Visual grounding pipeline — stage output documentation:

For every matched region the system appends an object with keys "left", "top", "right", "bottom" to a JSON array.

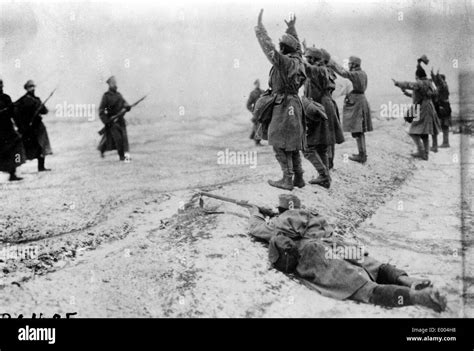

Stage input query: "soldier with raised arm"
[
  {"left": 254, "top": 9, "right": 307, "bottom": 191},
  {"left": 329, "top": 56, "right": 372, "bottom": 163}
]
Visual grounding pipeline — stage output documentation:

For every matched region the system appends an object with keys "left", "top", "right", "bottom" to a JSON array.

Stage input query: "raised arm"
[
  {"left": 284, "top": 14, "right": 302, "bottom": 55},
  {"left": 254, "top": 9, "right": 288, "bottom": 67},
  {"left": 328, "top": 59, "right": 357, "bottom": 81}
]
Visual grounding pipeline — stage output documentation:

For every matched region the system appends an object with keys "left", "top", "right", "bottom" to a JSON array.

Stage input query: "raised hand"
[
  {"left": 257, "top": 9, "right": 264, "bottom": 27},
  {"left": 284, "top": 13, "right": 296, "bottom": 27}
]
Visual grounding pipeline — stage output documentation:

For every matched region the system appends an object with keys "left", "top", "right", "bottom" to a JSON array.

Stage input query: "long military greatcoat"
[
  {"left": 97, "top": 89, "right": 130, "bottom": 153},
  {"left": 255, "top": 23, "right": 306, "bottom": 151},
  {"left": 303, "top": 63, "right": 344, "bottom": 146},
  {"left": 248, "top": 208, "right": 382, "bottom": 300},
  {"left": 0, "top": 93, "right": 25, "bottom": 172},
  {"left": 14, "top": 93, "right": 52, "bottom": 160},
  {"left": 330, "top": 63, "right": 373, "bottom": 134},
  {"left": 397, "top": 79, "right": 441, "bottom": 135}
]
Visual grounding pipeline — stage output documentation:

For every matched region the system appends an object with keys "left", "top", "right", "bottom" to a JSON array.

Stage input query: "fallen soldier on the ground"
[{"left": 247, "top": 194, "right": 447, "bottom": 312}]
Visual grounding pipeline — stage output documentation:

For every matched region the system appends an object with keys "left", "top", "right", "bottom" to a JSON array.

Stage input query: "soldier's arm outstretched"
[
  {"left": 328, "top": 59, "right": 357, "bottom": 81},
  {"left": 254, "top": 9, "right": 289, "bottom": 68}
]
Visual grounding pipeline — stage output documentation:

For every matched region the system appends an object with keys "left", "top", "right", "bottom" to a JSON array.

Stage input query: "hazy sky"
[{"left": 0, "top": 0, "right": 470, "bottom": 118}]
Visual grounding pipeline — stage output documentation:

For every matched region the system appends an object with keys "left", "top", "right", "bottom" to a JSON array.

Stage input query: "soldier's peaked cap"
[
  {"left": 278, "top": 194, "right": 301, "bottom": 210},
  {"left": 279, "top": 34, "right": 299, "bottom": 51},
  {"left": 24, "top": 80, "right": 35, "bottom": 89},
  {"left": 106, "top": 76, "right": 116, "bottom": 84},
  {"left": 305, "top": 47, "right": 323, "bottom": 59},
  {"left": 349, "top": 56, "right": 361, "bottom": 65}
]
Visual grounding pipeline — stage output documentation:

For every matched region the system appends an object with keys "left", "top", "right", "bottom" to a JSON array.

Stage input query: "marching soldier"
[
  {"left": 254, "top": 9, "right": 306, "bottom": 191},
  {"left": 0, "top": 79, "right": 25, "bottom": 181},
  {"left": 247, "top": 79, "right": 264, "bottom": 146},
  {"left": 14, "top": 80, "right": 53, "bottom": 172},
  {"left": 97, "top": 76, "right": 131, "bottom": 162},
  {"left": 329, "top": 56, "right": 373, "bottom": 163}
]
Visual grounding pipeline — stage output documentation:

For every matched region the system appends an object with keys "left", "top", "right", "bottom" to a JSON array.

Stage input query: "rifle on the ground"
[
  {"left": 198, "top": 191, "right": 277, "bottom": 217},
  {"left": 98, "top": 95, "right": 147, "bottom": 135},
  {"left": 28, "top": 88, "right": 57, "bottom": 128}
]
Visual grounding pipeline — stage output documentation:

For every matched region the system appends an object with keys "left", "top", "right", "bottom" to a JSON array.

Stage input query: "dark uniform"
[
  {"left": 321, "top": 49, "right": 345, "bottom": 168},
  {"left": 246, "top": 85, "right": 264, "bottom": 144},
  {"left": 395, "top": 77, "right": 440, "bottom": 160},
  {"left": 255, "top": 16, "right": 306, "bottom": 190},
  {"left": 431, "top": 71, "right": 451, "bottom": 147},
  {"left": 97, "top": 88, "right": 131, "bottom": 160},
  {"left": 0, "top": 91, "right": 25, "bottom": 179},
  {"left": 14, "top": 90, "right": 52, "bottom": 171},
  {"left": 301, "top": 51, "right": 331, "bottom": 188}
]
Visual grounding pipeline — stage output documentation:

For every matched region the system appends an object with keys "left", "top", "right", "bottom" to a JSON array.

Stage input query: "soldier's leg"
[
  {"left": 431, "top": 133, "right": 438, "bottom": 153},
  {"left": 440, "top": 126, "right": 450, "bottom": 147},
  {"left": 292, "top": 151, "right": 305, "bottom": 188},
  {"left": 328, "top": 144, "right": 335, "bottom": 170},
  {"left": 349, "top": 133, "right": 366, "bottom": 163},
  {"left": 421, "top": 134, "right": 430, "bottom": 160},
  {"left": 8, "top": 167, "right": 23, "bottom": 182},
  {"left": 37, "top": 152, "right": 51, "bottom": 172},
  {"left": 268, "top": 147, "right": 294, "bottom": 190},
  {"left": 409, "top": 134, "right": 425, "bottom": 159},
  {"left": 350, "top": 281, "right": 447, "bottom": 312},
  {"left": 303, "top": 145, "right": 330, "bottom": 188}
]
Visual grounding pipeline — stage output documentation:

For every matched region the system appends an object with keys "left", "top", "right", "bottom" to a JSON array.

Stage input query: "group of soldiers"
[
  {"left": 0, "top": 79, "right": 52, "bottom": 181},
  {"left": 248, "top": 10, "right": 372, "bottom": 191},
  {"left": 248, "top": 11, "right": 452, "bottom": 190},
  {"left": 245, "top": 10, "right": 450, "bottom": 313},
  {"left": 0, "top": 76, "right": 135, "bottom": 182}
]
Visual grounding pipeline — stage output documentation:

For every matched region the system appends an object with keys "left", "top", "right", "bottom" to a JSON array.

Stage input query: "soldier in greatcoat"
[
  {"left": 14, "top": 80, "right": 52, "bottom": 172},
  {"left": 248, "top": 194, "right": 447, "bottom": 312},
  {"left": 0, "top": 79, "right": 25, "bottom": 181},
  {"left": 246, "top": 79, "right": 264, "bottom": 146},
  {"left": 329, "top": 56, "right": 373, "bottom": 164},
  {"left": 254, "top": 9, "right": 307, "bottom": 191},
  {"left": 97, "top": 76, "right": 131, "bottom": 162}
]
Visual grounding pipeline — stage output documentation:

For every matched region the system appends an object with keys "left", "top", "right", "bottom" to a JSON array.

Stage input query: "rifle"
[
  {"left": 198, "top": 191, "right": 277, "bottom": 217},
  {"left": 98, "top": 95, "right": 147, "bottom": 135},
  {"left": 28, "top": 88, "right": 57, "bottom": 128}
]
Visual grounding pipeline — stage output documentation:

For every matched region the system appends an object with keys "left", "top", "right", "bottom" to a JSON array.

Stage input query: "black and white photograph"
[{"left": 0, "top": 0, "right": 473, "bottom": 346}]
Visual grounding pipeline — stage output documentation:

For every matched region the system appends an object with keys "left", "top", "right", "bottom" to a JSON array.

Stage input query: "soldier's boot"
[
  {"left": 9, "top": 171, "right": 23, "bottom": 182},
  {"left": 349, "top": 134, "right": 367, "bottom": 163},
  {"left": 268, "top": 174, "right": 294, "bottom": 190},
  {"left": 431, "top": 134, "right": 438, "bottom": 153},
  {"left": 292, "top": 151, "right": 305, "bottom": 188},
  {"left": 440, "top": 129, "right": 450, "bottom": 148},
  {"left": 410, "top": 135, "right": 425, "bottom": 159},
  {"left": 269, "top": 149, "right": 294, "bottom": 191},
  {"left": 249, "top": 130, "right": 255, "bottom": 140},
  {"left": 328, "top": 145, "right": 335, "bottom": 170},
  {"left": 304, "top": 147, "right": 330, "bottom": 188},
  {"left": 38, "top": 156, "right": 51, "bottom": 172},
  {"left": 421, "top": 135, "right": 430, "bottom": 160}
]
